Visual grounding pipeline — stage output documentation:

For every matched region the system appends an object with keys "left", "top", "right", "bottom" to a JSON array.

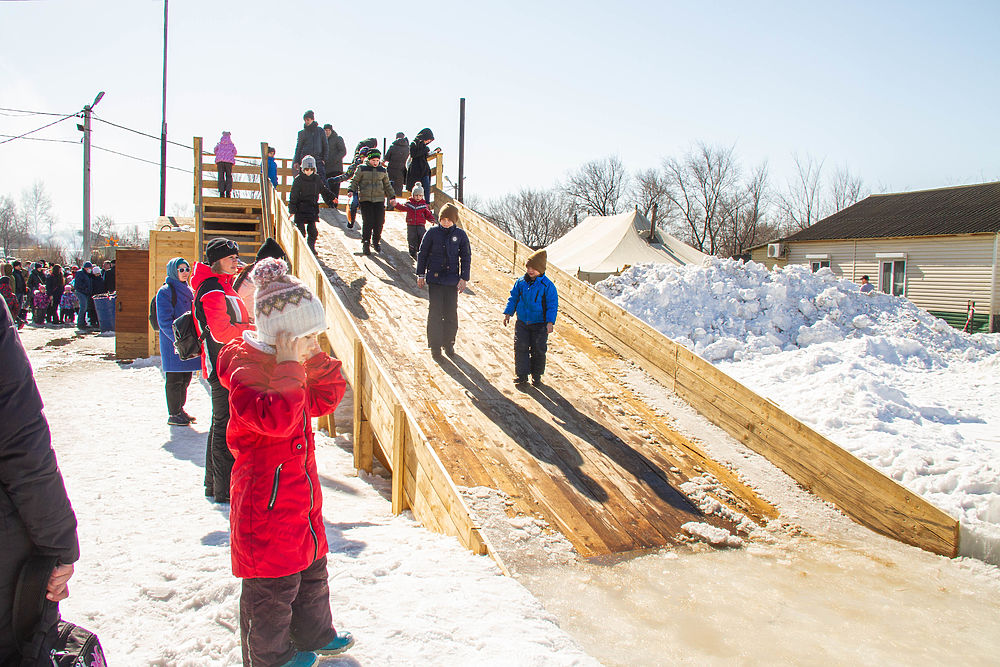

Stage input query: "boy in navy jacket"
[
  {"left": 503, "top": 249, "right": 558, "bottom": 386},
  {"left": 415, "top": 202, "right": 471, "bottom": 358}
]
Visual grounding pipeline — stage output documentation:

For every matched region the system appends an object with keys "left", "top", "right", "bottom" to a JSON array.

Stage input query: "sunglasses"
[{"left": 178, "top": 266, "right": 190, "bottom": 272}]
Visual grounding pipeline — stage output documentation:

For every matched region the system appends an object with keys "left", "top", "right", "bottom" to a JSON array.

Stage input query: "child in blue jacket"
[{"left": 502, "top": 249, "right": 558, "bottom": 386}]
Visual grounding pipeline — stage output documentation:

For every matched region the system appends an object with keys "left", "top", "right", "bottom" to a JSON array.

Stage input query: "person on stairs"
[
  {"left": 503, "top": 249, "right": 558, "bottom": 387},
  {"left": 415, "top": 202, "right": 471, "bottom": 359},
  {"left": 288, "top": 156, "right": 336, "bottom": 255},
  {"left": 214, "top": 131, "right": 237, "bottom": 198},
  {"left": 217, "top": 258, "right": 354, "bottom": 667},
  {"left": 348, "top": 148, "right": 396, "bottom": 256}
]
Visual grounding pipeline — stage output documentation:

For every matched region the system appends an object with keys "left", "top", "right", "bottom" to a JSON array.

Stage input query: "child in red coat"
[
  {"left": 217, "top": 258, "right": 354, "bottom": 667},
  {"left": 393, "top": 181, "right": 436, "bottom": 259}
]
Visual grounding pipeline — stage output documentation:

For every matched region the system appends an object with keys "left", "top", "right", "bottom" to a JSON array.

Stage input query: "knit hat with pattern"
[{"left": 250, "top": 258, "right": 326, "bottom": 345}]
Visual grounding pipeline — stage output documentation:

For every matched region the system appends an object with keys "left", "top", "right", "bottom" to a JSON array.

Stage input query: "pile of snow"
[{"left": 598, "top": 258, "right": 1000, "bottom": 563}]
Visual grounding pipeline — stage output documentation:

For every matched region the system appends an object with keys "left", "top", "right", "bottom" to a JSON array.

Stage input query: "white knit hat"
[
  {"left": 250, "top": 258, "right": 326, "bottom": 345},
  {"left": 411, "top": 182, "right": 424, "bottom": 198}
]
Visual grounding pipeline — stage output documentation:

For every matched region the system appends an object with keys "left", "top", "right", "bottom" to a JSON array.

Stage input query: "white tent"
[{"left": 545, "top": 211, "right": 707, "bottom": 283}]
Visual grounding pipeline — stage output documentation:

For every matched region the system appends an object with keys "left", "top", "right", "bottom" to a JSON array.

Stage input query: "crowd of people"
[
  {"left": 1, "top": 258, "right": 116, "bottom": 330},
  {"left": 2, "top": 114, "right": 563, "bottom": 667}
]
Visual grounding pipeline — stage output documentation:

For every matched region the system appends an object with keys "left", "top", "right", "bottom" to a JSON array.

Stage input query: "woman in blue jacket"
[{"left": 157, "top": 257, "right": 201, "bottom": 425}]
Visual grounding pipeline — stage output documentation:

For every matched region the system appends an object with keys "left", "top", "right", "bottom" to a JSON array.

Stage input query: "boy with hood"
[
  {"left": 214, "top": 131, "right": 237, "bottom": 197},
  {"left": 217, "top": 258, "right": 354, "bottom": 667},
  {"left": 503, "top": 249, "right": 558, "bottom": 387},
  {"left": 348, "top": 149, "right": 396, "bottom": 256},
  {"left": 392, "top": 182, "right": 435, "bottom": 259},
  {"left": 288, "top": 156, "right": 337, "bottom": 254}
]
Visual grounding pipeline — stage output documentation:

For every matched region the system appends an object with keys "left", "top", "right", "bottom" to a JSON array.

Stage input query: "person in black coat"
[
  {"left": 11, "top": 260, "right": 27, "bottom": 310},
  {"left": 293, "top": 110, "right": 329, "bottom": 182},
  {"left": 385, "top": 132, "right": 409, "bottom": 199},
  {"left": 288, "top": 156, "right": 336, "bottom": 254},
  {"left": 323, "top": 123, "right": 347, "bottom": 198},
  {"left": 415, "top": 202, "right": 471, "bottom": 358},
  {"left": 405, "top": 128, "right": 439, "bottom": 206},
  {"left": 44, "top": 264, "right": 64, "bottom": 324},
  {"left": 101, "top": 260, "right": 115, "bottom": 293},
  {"left": 0, "top": 298, "right": 79, "bottom": 664}
]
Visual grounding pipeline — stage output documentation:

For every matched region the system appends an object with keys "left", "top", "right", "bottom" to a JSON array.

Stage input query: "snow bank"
[{"left": 598, "top": 258, "right": 1000, "bottom": 562}]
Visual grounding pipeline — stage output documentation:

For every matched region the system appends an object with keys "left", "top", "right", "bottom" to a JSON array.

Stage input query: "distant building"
[{"left": 749, "top": 182, "right": 1000, "bottom": 332}]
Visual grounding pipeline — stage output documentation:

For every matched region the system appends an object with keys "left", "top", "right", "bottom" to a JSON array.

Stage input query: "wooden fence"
[{"left": 439, "top": 193, "right": 961, "bottom": 558}]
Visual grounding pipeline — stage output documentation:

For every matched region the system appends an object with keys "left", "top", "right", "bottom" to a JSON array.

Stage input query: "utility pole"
[
  {"left": 159, "top": 0, "right": 169, "bottom": 217},
  {"left": 458, "top": 98, "right": 466, "bottom": 203},
  {"left": 81, "top": 91, "right": 105, "bottom": 262}
]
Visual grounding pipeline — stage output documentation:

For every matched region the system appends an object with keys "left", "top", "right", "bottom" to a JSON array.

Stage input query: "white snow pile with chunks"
[{"left": 596, "top": 258, "right": 1000, "bottom": 562}]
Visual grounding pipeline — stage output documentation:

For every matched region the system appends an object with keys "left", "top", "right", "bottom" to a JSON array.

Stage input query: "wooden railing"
[
  {"left": 259, "top": 144, "right": 491, "bottom": 558},
  {"left": 437, "top": 193, "right": 961, "bottom": 559}
]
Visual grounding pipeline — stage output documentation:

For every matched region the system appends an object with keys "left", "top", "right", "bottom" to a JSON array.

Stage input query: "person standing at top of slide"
[
  {"left": 405, "top": 128, "right": 439, "bottom": 206},
  {"left": 293, "top": 110, "right": 328, "bottom": 182}
]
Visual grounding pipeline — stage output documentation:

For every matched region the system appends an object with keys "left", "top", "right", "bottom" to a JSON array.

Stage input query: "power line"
[
  {"left": 0, "top": 133, "right": 191, "bottom": 172},
  {"left": 0, "top": 112, "right": 78, "bottom": 146},
  {"left": 0, "top": 106, "right": 75, "bottom": 117},
  {"left": 0, "top": 134, "right": 79, "bottom": 145},
  {"left": 91, "top": 114, "right": 193, "bottom": 150}
]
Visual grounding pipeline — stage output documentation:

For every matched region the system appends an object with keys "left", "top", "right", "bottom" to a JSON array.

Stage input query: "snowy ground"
[
  {"left": 21, "top": 326, "right": 595, "bottom": 666},
  {"left": 18, "top": 320, "right": 1000, "bottom": 666},
  {"left": 597, "top": 259, "right": 1000, "bottom": 563}
]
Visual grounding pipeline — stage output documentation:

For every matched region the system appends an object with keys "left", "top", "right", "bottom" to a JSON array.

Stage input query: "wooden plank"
[
  {"left": 200, "top": 180, "right": 260, "bottom": 192},
  {"left": 391, "top": 405, "right": 407, "bottom": 514}
]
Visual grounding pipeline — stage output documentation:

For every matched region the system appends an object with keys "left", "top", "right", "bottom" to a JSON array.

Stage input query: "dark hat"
[
  {"left": 323, "top": 123, "right": 333, "bottom": 130},
  {"left": 415, "top": 128, "right": 434, "bottom": 142},
  {"left": 526, "top": 249, "right": 547, "bottom": 274},
  {"left": 439, "top": 202, "right": 459, "bottom": 223},
  {"left": 365, "top": 137, "right": 377, "bottom": 148},
  {"left": 367, "top": 148, "right": 381, "bottom": 160},
  {"left": 82, "top": 261, "right": 93, "bottom": 269},
  {"left": 255, "top": 237, "right": 286, "bottom": 262},
  {"left": 206, "top": 237, "right": 239, "bottom": 264},
  {"left": 303, "top": 109, "right": 315, "bottom": 120},
  {"left": 395, "top": 131, "right": 405, "bottom": 139}
]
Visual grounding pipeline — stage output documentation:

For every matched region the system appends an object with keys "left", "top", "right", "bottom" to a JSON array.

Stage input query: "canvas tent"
[{"left": 545, "top": 211, "right": 707, "bottom": 283}]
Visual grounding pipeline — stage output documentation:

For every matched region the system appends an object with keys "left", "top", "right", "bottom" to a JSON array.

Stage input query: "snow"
[
  {"left": 21, "top": 329, "right": 596, "bottom": 666},
  {"left": 597, "top": 258, "right": 1000, "bottom": 563}
]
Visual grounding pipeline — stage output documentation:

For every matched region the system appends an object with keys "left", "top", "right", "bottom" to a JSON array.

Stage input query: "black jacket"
[
  {"left": 293, "top": 121, "right": 328, "bottom": 166},
  {"left": 325, "top": 131, "right": 347, "bottom": 174},
  {"left": 44, "top": 272, "right": 64, "bottom": 301},
  {"left": 26, "top": 269, "right": 44, "bottom": 293},
  {"left": 407, "top": 139, "right": 432, "bottom": 183},
  {"left": 102, "top": 267, "right": 115, "bottom": 293},
  {"left": 385, "top": 138, "right": 409, "bottom": 175},
  {"left": 0, "top": 299, "right": 79, "bottom": 661},
  {"left": 90, "top": 272, "right": 106, "bottom": 296},
  {"left": 12, "top": 269, "right": 26, "bottom": 296},
  {"left": 289, "top": 172, "right": 336, "bottom": 221},
  {"left": 415, "top": 225, "right": 471, "bottom": 286}
]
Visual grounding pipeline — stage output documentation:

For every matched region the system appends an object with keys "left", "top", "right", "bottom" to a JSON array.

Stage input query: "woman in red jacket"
[
  {"left": 217, "top": 258, "right": 353, "bottom": 667},
  {"left": 191, "top": 238, "right": 252, "bottom": 503}
]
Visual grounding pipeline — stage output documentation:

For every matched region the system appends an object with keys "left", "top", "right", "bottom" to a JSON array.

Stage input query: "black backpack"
[
  {"left": 13, "top": 555, "right": 107, "bottom": 667},
  {"left": 148, "top": 284, "right": 177, "bottom": 330},
  {"left": 173, "top": 278, "right": 219, "bottom": 361}
]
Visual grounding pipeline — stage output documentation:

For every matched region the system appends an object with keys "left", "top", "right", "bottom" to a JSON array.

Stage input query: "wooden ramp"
[{"left": 312, "top": 209, "right": 774, "bottom": 558}]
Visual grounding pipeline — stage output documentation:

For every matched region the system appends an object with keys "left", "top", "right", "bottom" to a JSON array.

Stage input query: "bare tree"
[
  {"left": 721, "top": 161, "right": 772, "bottom": 257},
  {"left": 0, "top": 195, "right": 28, "bottom": 255},
  {"left": 562, "top": 155, "right": 630, "bottom": 217},
  {"left": 20, "top": 180, "right": 53, "bottom": 239},
  {"left": 778, "top": 154, "right": 827, "bottom": 230},
  {"left": 117, "top": 224, "right": 150, "bottom": 249},
  {"left": 483, "top": 188, "right": 574, "bottom": 247},
  {"left": 92, "top": 215, "right": 114, "bottom": 242},
  {"left": 830, "top": 165, "right": 869, "bottom": 212},
  {"left": 662, "top": 143, "right": 741, "bottom": 255},
  {"left": 629, "top": 168, "right": 672, "bottom": 219}
]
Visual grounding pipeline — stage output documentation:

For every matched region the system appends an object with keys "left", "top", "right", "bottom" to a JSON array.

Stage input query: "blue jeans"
[{"left": 75, "top": 291, "right": 90, "bottom": 328}]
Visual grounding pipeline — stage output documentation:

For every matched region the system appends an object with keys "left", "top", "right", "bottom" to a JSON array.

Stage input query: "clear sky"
[{"left": 2, "top": 0, "right": 999, "bottom": 242}]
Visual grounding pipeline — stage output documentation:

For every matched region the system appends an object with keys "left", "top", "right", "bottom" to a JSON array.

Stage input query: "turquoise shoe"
[
  {"left": 279, "top": 651, "right": 317, "bottom": 667},
  {"left": 316, "top": 631, "right": 355, "bottom": 655}
]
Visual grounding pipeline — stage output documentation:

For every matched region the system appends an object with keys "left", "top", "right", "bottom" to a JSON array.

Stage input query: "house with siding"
[{"left": 749, "top": 182, "right": 1000, "bottom": 333}]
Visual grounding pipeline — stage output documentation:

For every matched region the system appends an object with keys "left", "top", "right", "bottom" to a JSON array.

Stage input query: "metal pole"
[
  {"left": 159, "top": 0, "right": 169, "bottom": 217},
  {"left": 458, "top": 98, "right": 466, "bottom": 203},
  {"left": 83, "top": 104, "right": 92, "bottom": 262}
]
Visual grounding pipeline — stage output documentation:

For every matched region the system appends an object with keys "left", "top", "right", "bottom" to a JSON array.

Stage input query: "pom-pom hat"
[
  {"left": 250, "top": 258, "right": 326, "bottom": 345},
  {"left": 411, "top": 182, "right": 424, "bottom": 198}
]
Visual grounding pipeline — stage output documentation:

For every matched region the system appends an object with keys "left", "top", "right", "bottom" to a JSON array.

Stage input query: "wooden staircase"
[{"left": 193, "top": 137, "right": 265, "bottom": 263}]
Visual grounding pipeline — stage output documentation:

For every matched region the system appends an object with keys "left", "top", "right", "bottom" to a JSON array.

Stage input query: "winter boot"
[
  {"left": 362, "top": 243, "right": 371, "bottom": 256},
  {"left": 279, "top": 651, "right": 317, "bottom": 667},
  {"left": 532, "top": 375, "right": 543, "bottom": 387},
  {"left": 167, "top": 414, "right": 190, "bottom": 426},
  {"left": 316, "top": 632, "right": 355, "bottom": 656}
]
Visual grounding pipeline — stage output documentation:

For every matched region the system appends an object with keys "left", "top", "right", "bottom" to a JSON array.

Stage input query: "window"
[
  {"left": 879, "top": 259, "right": 905, "bottom": 296},
  {"left": 810, "top": 260, "right": 830, "bottom": 272}
]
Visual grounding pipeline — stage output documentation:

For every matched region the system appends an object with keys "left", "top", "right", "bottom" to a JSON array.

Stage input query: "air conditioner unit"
[{"left": 767, "top": 243, "right": 785, "bottom": 258}]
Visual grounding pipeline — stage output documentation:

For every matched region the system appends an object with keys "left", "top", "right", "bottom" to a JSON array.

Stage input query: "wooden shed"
[{"left": 750, "top": 182, "right": 1000, "bottom": 333}]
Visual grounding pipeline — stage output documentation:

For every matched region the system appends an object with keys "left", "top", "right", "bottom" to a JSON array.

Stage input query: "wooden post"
[
  {"left": 193, "top": 137, "right": 204, "bottom": 262},
  {"left": 352, "top": 339, "right": 372, "bottom": 472},
  {"left": 391, "top": 404, "right": 407, "bottom": 514},
  {"left": 434, "top": 152, "right": 444, "bottom": 206}
]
